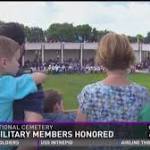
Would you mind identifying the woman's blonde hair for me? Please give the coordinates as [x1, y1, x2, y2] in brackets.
[95, 32, 135, 70]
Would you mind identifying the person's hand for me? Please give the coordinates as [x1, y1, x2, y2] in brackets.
[32, 72, 47, 84]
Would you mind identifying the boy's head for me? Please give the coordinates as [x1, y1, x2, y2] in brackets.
[96, 32, 135, 71]
[0, 36, 20, 75]
[0, 22, 25, 66]
[44, 89, 64, 113]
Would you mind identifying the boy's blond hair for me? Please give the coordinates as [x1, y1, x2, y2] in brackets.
[95, 32, 135, 70]
[0, 35, 20, 59]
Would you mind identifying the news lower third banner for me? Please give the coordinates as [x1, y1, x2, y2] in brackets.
[0, 122, 150, 147]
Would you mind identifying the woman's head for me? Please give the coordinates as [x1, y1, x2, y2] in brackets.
[96, 32, 135, 71]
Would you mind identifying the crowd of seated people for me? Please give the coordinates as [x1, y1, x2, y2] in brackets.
[24, 57, 150, 74]
[135, 58, 150, 71]
[24, 58, 105, 74]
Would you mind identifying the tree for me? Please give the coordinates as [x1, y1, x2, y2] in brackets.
[136, 34, 144, 63]
[46, 23, 75, 42]
[24, 26, 44, 42]
[75, 24, 92, 42]
[144, 32, 150, 43]
[97, 30, 110, 41]
[89, 28, 98, 42]
[2, 19, 150, 44]
[136, 34, 144, 43]
[128, 36, 137, 43]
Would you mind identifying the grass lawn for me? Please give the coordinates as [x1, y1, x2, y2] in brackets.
[43, 73, 150, 110]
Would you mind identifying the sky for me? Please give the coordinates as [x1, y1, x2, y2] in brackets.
[0, 1, 150, 37]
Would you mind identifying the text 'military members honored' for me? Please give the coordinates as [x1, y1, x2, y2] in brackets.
[0, 123, 150, 147]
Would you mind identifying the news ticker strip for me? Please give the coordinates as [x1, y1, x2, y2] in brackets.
[0, 123, 150, 139]
[0, 123, 150, 147]
[1, 139, 150, 147]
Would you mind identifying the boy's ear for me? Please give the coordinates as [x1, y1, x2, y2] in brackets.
[0, 58, 8, 66]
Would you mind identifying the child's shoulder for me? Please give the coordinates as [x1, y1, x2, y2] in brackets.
[0, 75, 17, 97]
[0, 75, 18, 90]
[0, 75, 15, 81]
[0, 74, 31, 83]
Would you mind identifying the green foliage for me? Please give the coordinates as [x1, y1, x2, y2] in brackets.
[75, 24, 92, 42]
[46, 23, 75, 42]
[128, 36, 137, 43]
[97, 30, 110, 41]
[1, 19, 150, 43]
[24, 26, 44, 42]
[144, 32, 150, 43]
[136, 34, 144, 43]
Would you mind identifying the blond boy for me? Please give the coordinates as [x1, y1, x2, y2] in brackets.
[0, 36, 46, 122]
